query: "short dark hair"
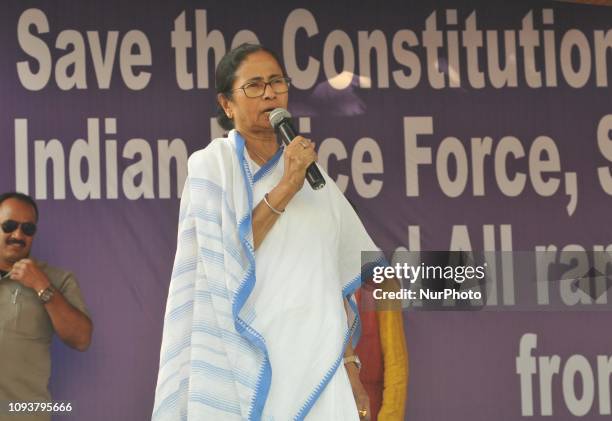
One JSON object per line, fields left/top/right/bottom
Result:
{"left": 0, "top": 192, "right": 39, "bottom": 221}
{"left": 215, "top": 43, "right": 284, "bottom": 131}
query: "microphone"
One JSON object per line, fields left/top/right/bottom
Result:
{"left": 269, "top": 108, "right": 326, "bottom": 190}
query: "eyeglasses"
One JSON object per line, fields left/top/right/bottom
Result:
{"left": 232, "top": 77, "right": 291, "bottom": 98}
{"left": 1, "top": 220, "right": 37, "bottom": 236}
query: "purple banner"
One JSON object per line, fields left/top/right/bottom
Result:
{"left": 1, "top": 0, "right": 611, "bottom": 419}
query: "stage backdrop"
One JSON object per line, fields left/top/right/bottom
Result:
{"left": 2, "top": 0, "right": 612, "bottom": 420}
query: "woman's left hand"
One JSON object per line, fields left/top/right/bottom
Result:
{"left": 346, "top": 363, "right": 371, "bottom": 421}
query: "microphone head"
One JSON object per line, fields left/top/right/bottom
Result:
{"left": 269, "top": 108, "right": 292, "bottom": 129}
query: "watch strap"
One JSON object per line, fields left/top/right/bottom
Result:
{"left": 343, "top": 355, "right": 362, "bottom": 371}
{"left": 37, "top": 286, "right": 55, "bottom": 304}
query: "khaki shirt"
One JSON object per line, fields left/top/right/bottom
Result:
{"left": 0, "top": 262, "right": 89, "bottom": 421}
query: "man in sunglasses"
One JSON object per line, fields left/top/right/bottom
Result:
{"left": 0, "top": 192, "right": 92, "bottom": 419}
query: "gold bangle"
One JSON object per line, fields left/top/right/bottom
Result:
{"left": 263, "top": 193, "right": 284, "bottom": 215}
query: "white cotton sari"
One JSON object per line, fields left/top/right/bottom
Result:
{"left": 153, "top": 130, "right": 382, "bottom": 421}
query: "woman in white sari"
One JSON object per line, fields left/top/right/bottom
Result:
{"left": 153, "top": 44, "right": 380, "bottom": 421}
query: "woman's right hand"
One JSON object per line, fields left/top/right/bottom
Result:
{"left": 279, "top": 136, "right": 317, "bottom": 194}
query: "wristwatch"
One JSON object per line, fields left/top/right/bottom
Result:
{"left": 37, "top": 286, "right": 55, "bottom": 304}
{"left": 343, "top": 355, "right": 362, "bottom": 371}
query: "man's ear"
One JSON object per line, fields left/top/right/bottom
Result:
{"left": 217, "top": 93, "right": 233, "bottom": 119}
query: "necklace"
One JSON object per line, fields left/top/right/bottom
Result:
{"left": 248, "top": 145, "right": 273, "bottom": 165}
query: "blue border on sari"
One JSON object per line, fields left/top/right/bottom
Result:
{"left": 293, "top": 254, "right": 388, "bottom": 420}
{"left": 252, "top": 146, "right": 283, "bottom": 184}
{"left": 231, "top": 131, "right": 272, "bottom": 421}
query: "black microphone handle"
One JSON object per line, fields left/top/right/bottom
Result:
{"left": 276, "top": 120, "right": 326, "bottom": 190}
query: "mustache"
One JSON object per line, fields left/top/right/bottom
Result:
{"left": 6, "top": 239, "right": 26, "bottom": 247}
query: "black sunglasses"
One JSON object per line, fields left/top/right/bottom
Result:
{"left": 1, "top": 220, "right": 37, "bottom": 236}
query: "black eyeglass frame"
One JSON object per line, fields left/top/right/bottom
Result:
{"left": 231, "top": 77, "right": 292, "bottom": 98}
{"left": 1, "top": 220, "right": 37, "bottom": 237}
